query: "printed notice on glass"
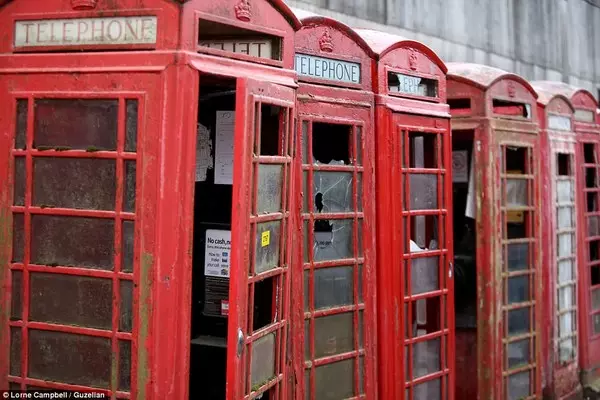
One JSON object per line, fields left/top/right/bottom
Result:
{"left": 204, "top": 230, "right": 231, "bottom": 278}
{"left": 214, "top": 111, "right": 235, "bottom": 185}
{"left": 195, "top": 123, "right": 213, "bottom": 182}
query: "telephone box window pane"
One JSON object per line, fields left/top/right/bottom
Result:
{"left": 12, "top": 213, "right": 24, "bottom": 263}
{"left": 11, "top": 270, "right": 23, "bottom": 320}
{"left": 409, "top": 133, "right": 437, "bottom": 168}
{"left": 589, "top": 216, "right": 600, "bottom": 237}
{"left": 413, "top": 338, "right": 441, "bottom": 378}
{"left": 315, "top": 359, "right": 354, "bottom": 400}
{"left": 358, "top": 356, "right": 364, "bottom": 394}
{"left": 586, "top": 168, "right": 598, "bottom": 189}
{"left": 29, "top": 273, "right": 112, "bottom": 330}
{"left": 123, "top": 161, "right": 136, "bottom": 213}
{"left": 558, "top": 260, "right": 573, "bottom": 282}
{"left": 556, "top": 181, "right": 573, "bottom": 203}
{"left": 508, "top": 308, "right": 530, "bottom": 336}
{"left": 33, "top": 158, "right": 116, "bottom": 210}
{"left": 256, "top": 164, "right": 283, "bottom": 214}
{"left": 314, "top": 313, "right": 354, "bottom": 358}
{"left": 410, "top": 257, "right": 440, "bottom": 294}
{"left": 312, "top": 123, "right": 351, "bottom": 165}
{"left": 592, "top": 288, "right": 600, "bottom": 311}
{"left": 507, "top": 244, "right": 529, "bottom": 271}
{"left": 356, "top": 173, "right": 363, "bottom": 212}
{"left": 31, "top": 215, "right": 114, "bottom": 270}
{"left": 10, "top": 327, "right": 21, "bottom": 376}
{"left": 250, "top": 332, "right": 275, "bottom": 390}
{"left": 119, "top": 280, "right": 133, "bottom": 332}
{"left": 409, "top": 174, "right": 438, "bottom": 210}
{"left": 559, "top": 313, "right": 573, "bottom": 337}
{"left": 34, "top": 99, "right": 118, "bottom": 151}
{"left": 508, "top": 275, "right": 529, "bottom": 304}
{"left": 359, "top": 310, "right": 364, "bottom": 349}
{"left": 413, "top": 378, "right": 441, "bottom": 400}
{"left": 15, "top": 99, "right": 27, "bottom": 150}
{"left": 313, "top": 172, "right": 353, "bottom": 213}
{"left": 254, "top": 221, "right": 281, "bottom": 274}
{"left": 313, "top": 219, "right": 353, "bottom": 261}
{"left": 506, "top": 179, "right": 528, "bottom": 207}
{"left": 119, "top": 340, "right": 131, "bottom": 392}
{"left": 28, "top": 330, "right": 111, "bottom": 388}
{"left": 304, "top": 271, "right": 309, "bottom": 311}
{"left": 558, "top": 286, "right": 575, "bottom": 310}
{"left": 507, "top": 339, "right": 530, "bottom": 369}
{"left": 558, "top": 234, "right": 573, "bottom": 258}
{"left": 122, "top": 221, "right": 135, "bottom": 273}
{"left": 125, "top": 100, "right": 138, "bottom": 153}
{"left": 301, "top": 121, "right": 309, "bottom": 164}
{"left": 356, "top": 126, "right": 362, "bottom": 165}
{"left": 13, "top": 157, "right": 25, "bottom": 206}
{"left": 304, "top": 320, "right": 310, "bottom": 360}
{"left": 593, "top": 314, "right": 600, "bottom": 335}
{"left": 508, "top": 371, "right": 530, "bottom": 400}
{"left": 557, "top": 207, "right": 573, "bottom": 229}
{"left": 313, "top": 266, "right": 353, "bottom": 310}
{"left": 559, "top": 338, "right": 575, "bottom": 363}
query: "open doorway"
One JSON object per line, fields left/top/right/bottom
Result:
{"left": 452, "top": 130, "right": 478, "bottom": 400}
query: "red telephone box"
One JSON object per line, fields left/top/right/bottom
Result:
{"left": 354, "top": 29, "right": 454, "bottom": 400}
{"left": 447, "top": 63, "right": 542, "bottom": 400}
{"left": 292, "top": 10, "right": 377, "bottom": 400}
{"left": 531, "top": 82, "right": 581, "bottom": 399}
{"left": 0, "top": 1, "right": 301, "bottom": 399}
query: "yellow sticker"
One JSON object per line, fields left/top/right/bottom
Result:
{"left": 261, "top": 231, "right": 270, "bottom": 247}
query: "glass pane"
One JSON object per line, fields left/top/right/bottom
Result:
{"left": 508, "top": 275, "right": 530, "bottom": 304}
{"left": 558, "top": 260, "right": 573, "bottom": 283}
{"left": 9, "top": 383, "right": 21, "bottom": 391}
{"left": 256, "top": 164, "right": 283, "bottom": 214}
{"left": 313, "top": 172, "right": 353, "bottom": 213}
{"left": 302, "top": 171, "right": 309, "bottom": 212}
{"left": 592, "top": 288, "right": 600, "bottom": 311}
{"left": 410, "top": 256, "right": 439, "bottom": 294}
{"left": 29, "top": 273, "right": 112, "bottom": 329}
{"left": 413, "top": 378, "right": 441, "bottom": 400}
{"left": 314, "top": 266, "right": 353, "bottom": 310}
{"left": 254, "top": 220, "right": 281, "bottom": 274}
{"left": 123, "top": 161, "right": 136, "bottom": 213}
{"left": 304, "top": 320, "right": 310, "bottom": 360}
{"left": 119, "top": 340, "right": 132, "bottom": 391}
{"left": 589, "top": 216, "right": 600, "bottom": 237}
{"left": 315, "top": 359, "right": 354, "bottom": 400}
{"left": 356, "top": 126, "right": 362, "bottom": 165}
{"left": 556, "top": 180, "right": 573, "bottom": 203}
{"left": 304, "top": 270, "right": 310, "bottom": 311}
{"left": 557, "top": 207, "right": 573, "bottom": 229}
{"left": 559, "top": 338, "right": 575, "bottom": 363}
{"left": 11, "top": 270, "right": 22, "bottom": 320}
{"left": 558, "top": 234, "right": 573, "bottom": 258}
{"left": 125, "top": 100, "right": 138, "bottom": 153}
{"left": 411, "top": 215, "right": 439, "bottom": 250}
{"left": 313, "top": 219, "right": 353, "bottom": 261}
{"left": 413, "top": 338, "right": 441, "bottom": 378}
{"left": 314, "top": 313, "right": 354, "bottom": 358}
{"left": 506, "top": 179, "right": 528, "bottom": 207}
{"left": 356, "top": 173, "right": 363, "bottom": 212}
{"left": 508, "top": 371, "right": 530, "bottom": 400}
{"left": 359, "top": 310, "right": 364, "bottom": 349}
{"left": 508, "top": 308, "right": 530, "bottom": 336}
{"left": 120, "top": 280, "right": 133, "bottom": 332}
{"left": 409, "top": 174, "right": 438, "bottom": 210}
{"left": 13, "top": 157, "right": 25, "bottom": 206}
{"left": 250, "top": 333, "right": 275, "bottom": 389}
{"left": 31, "top": 215, "right": 115, "bottom": 270}
{"left": 122, "top": 221, "right": 135, "bottom": 273}
{"left": 507, "top": 339, "right": 530, "bottom": 369}
{"left": 10, "top": 327, "right": 21, "bottom": 376}
{"left": 558, "top": 286, "right": 575, "bottom": 310}
{"left": 33, "top": 158, "right": 116, "bottom": 210}
{"left": 34, "top": 99, "right": 118, "bottom": 150}
{"left": 12, "top": 213, "right": 24, "bottom": 263}
{"left": 305, "top": 369, "right": 310, "bottom": 400}
{"left": 303, "top": 220, "right": 310, "bottom": 262}
{"left": 359, "top": 356, "right": 364, "bottom": 394}
{"left": 559, "top": 313, "right": 573, "bottom": 337}
{"left": 28, "top": 330, "right": 111, "bottom": 388}
{"left": 15, "top": 99, "right": 27, "bottom": 150}
{"left": 358, "top": 264, "right": 363, "bottom": 303}
{"left": 593, "top": 314, "right": 600, "bottom": 335}
{"left": 507, "top": 243, "right": 529, "bottom": 271}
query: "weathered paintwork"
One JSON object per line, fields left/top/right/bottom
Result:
{"left": 447, "top": 63, "right": 541, "bottom": 400}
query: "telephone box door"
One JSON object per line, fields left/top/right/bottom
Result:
{"left": 393, "top": 113, "right": 455, "bottom": 400}
{"left": 493, "top": 133, "right": 542, "bottom": 400}
{"left": 226, "top": 78, "right": 295, "bottom": 400}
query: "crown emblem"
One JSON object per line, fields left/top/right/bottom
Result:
{"left": 235, "top": 0, "right": 252, "bottom": 22}
{"left": 409, "top": 49, "right": 418, "bottom": 70}
{"left": 319, "top": 30, "right": 334, "bottom": 52}
{"left": 507, "top": 81, "right": 516, "bottom": 98}
{"left": 71, "top": 0, "right": 98, "bottom": 10}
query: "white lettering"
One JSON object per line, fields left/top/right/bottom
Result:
{"left": 199, "top": 39, "right": 275, "bottom": 60}
{"left": 294, "top": 53, "right": 361, "bottom": 85}
{"left": 14, "top": 16, "right": 158, "bottom": 48}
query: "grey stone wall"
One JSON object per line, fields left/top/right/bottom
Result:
{"left": 287, "top": 0, "right": 600, "bottom": 97}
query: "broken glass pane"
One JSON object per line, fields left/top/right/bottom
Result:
{"left": 558, "top": 234, "right": 573, "bottom": 258}
{"left": 313, "top": 172, "right": 353, "bottom": 213}
{"left": 506, "top": 179, "right": 528, "bottom": 207}
{"left": 508, "top": 371, "right": 530, "bottom": 400}
{"left": 409, "top": 174, "right": 438, "bottom": 210}
{"left": 412, "top": 338, "right": 440, "bottom": 378}
{"left": 410, "top": 256, "right": 439, "bottom": 295}
{"left": 557, "top": 207, "right": 573, "bottom": 229}
{"left": 256, "top": 164, "right": 283, "bottom": 214}
{"left": 556, "top": 180, "right": 573, "bottom": 203}
{"left": 314, "top": 313, "right": 354, "bottom": 358}
{"left": 313, "top": 219, "right": 353, "bottom": 261}
{"left": 507, "top": 339, "right": 530, "bottom": 369}
{"left": 313, "top": 266, "right": 353, "bottom": 310}
{"left": 250, "top": 333, "right": 275, "bottom": 390}
{"left": 315, "top": 359, "right": 354, "bottom": 400}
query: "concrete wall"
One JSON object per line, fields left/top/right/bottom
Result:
{"left": 287, "top": 0, "right": 600, "bottom": 97}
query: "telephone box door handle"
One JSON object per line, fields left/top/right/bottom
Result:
{"left": 449, "top": 262, "right": 453, "bottom": 279}
{"left": 237, "top": 328, "right": 244, "bottom": 357}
